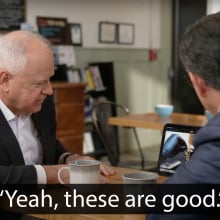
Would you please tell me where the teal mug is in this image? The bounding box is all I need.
[205,110,213,120]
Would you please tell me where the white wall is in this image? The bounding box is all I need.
[207,0,220,14]
[26,0,171,155]
[26,0,160,49]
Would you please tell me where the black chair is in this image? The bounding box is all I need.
[91,100,145,169]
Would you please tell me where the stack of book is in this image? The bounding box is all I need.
[80,65,105,92]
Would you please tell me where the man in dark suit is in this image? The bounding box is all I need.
[0,30,114,184]
[148,12,220,220]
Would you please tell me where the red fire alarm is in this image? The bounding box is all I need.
[149,49,157,62]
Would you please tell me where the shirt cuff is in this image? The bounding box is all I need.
[58,152,73,164]
[34,165,47,184]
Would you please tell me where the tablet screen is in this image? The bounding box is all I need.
[157,123,201,176]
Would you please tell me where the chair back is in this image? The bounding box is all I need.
[91,101,128,166]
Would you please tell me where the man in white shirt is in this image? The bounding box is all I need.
[0,30,114,184]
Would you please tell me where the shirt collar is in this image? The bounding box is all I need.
[0,99,16,122]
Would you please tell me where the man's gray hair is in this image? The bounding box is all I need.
[0,31,51,75]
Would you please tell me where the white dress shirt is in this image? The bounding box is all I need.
[0,100,47,183]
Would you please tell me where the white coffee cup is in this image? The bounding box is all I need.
[58,160,100,184]
[122,172,158,184]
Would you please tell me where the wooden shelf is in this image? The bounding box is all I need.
[52,82,86,154]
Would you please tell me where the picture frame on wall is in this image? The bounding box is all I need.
[69,23,82,46]
[37,16,68,45]
[0,0,26,31]
[99,22,116,43]
[117,23,134,45]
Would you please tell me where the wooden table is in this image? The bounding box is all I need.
[109,112,207,131]
[33,166,168,220]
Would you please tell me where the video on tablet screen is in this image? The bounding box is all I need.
[157,124,201,176]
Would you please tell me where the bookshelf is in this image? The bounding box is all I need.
[83,62,117,158]
[80,62,115,123]
[51,62,116,157]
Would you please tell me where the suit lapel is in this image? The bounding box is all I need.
[0,110,25,164]
[32,111,51,163]
[32,111,46,139]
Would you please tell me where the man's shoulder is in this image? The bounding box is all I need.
[194,113,220,145]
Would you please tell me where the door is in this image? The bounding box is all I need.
[171,0,207,114]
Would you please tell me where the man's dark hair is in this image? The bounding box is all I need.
[179,12,220,90]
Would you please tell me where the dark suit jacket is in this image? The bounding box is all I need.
[147,113,220,220]
[0,95,66,184]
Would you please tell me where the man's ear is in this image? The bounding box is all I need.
[0,71,10,92]
[188,72,207,97]
[0,71,10,83]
